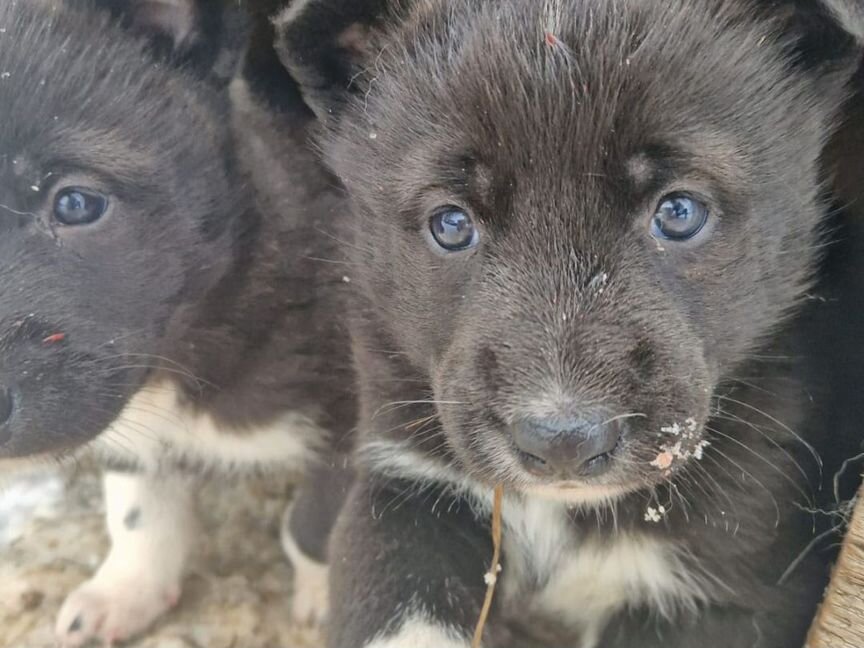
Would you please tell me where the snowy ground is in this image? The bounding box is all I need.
[0,461,323,648]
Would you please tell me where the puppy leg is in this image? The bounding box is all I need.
[281,453,353,625]
[56,471,196,647]
[327,477,491,648]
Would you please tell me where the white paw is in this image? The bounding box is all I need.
[281,505,330,626]
[290,557,329,626]
[55,471,195,647]
[55,569,181,648]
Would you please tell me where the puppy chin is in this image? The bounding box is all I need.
[524,481,633,507]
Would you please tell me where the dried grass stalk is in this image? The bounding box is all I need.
[807,484,864,648]
[472,485,504,648]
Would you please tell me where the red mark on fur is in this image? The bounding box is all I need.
[544,31,558,47]
[42,333,66,345]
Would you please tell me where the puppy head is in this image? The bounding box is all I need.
[0,1,241,458]
[278,0,864,502]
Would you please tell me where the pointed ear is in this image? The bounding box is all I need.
[75,0,236,71]
[738,0,864,101]
[821,0,864,42]
[71,0,206,51]
[272,0,401,122]
[123,0,203,50]
[772,0,864,69]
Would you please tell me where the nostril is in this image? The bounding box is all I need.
[511,420,559,471]
[515,448,551,476]
[512,415,621,477]
[0,386,15,429]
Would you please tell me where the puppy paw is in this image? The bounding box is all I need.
[290,555,329,626]
[281,505,330,626]
[55,570,180,648]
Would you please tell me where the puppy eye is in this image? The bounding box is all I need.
[429,207,478,251]
[651,194,708,241]
[53,187,109,226]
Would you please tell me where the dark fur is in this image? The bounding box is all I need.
[276,1,864,646]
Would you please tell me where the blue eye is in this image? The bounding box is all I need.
[429,207,478,251]
[54,187,109,226]
[651,194,709,241]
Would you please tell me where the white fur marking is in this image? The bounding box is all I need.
[365,616,471,648]
[361,440,716,646]
[361,440,494,514]
[361,440,628,509]
[501,498,715,648]
[281,505,330,626]
[274,0,315,29]
[56,472,196,647]
[93,380,322,470]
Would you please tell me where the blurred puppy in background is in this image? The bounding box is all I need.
[0,1,354,645]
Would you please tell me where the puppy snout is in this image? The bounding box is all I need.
[511,413,621,478]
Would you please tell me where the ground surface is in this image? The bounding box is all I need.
[0,462,323,648]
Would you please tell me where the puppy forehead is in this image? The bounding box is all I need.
[363,0,771,218]
[377,0,788,145]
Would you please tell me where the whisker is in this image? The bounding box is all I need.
[714,394,822,472]
[372,399,464,420]
[833,451,864,504]
[778,524,843,585]
[711,409,812,483]
[705,426,813,506]
[686,460,738,521]
[702,450,781,527]
[601,412,646,426]
[0,202,37,217]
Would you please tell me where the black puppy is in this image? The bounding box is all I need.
[0,1,353,645]
[275,0,864,646]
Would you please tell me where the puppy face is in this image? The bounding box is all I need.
[0,1,236,458]
[281,0,861,501]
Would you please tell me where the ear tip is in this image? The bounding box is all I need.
[272,0,335,40]
[130,0,202,50]
[271,0,391,121]
[272,0,312,29]
[820,0,864,42]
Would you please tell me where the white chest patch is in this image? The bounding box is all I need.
[359,441,718,647]
[364,614,471,648]
[501,498,715,648]
[91,379,324,471]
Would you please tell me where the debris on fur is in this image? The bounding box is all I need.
[644,505,667,523]
[650,451,674,471]
[651,418,710,470]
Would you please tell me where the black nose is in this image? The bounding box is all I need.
[511,414,620,478]
[0,387,15,441]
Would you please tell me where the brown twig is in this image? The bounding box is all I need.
[472,484,504,648]
[806,483,864,647]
